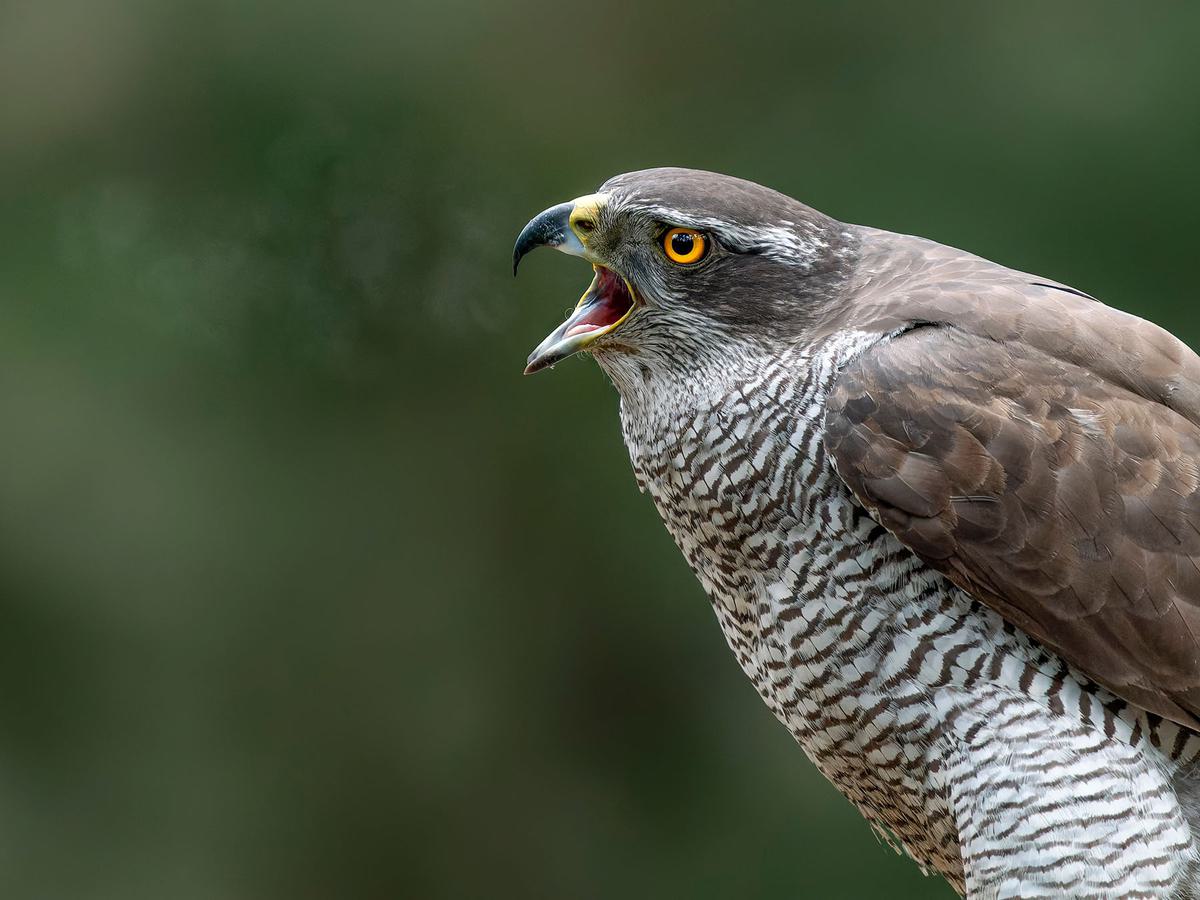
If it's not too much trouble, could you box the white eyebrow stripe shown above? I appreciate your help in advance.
[631,203,828,270]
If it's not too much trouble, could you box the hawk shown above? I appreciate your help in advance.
[513,168,1200,898]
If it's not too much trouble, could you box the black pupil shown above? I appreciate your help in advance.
[670,231,695,257]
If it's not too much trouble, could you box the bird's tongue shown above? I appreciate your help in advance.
[564,267,634,337]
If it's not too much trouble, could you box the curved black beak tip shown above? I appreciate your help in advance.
[512,201,573,276]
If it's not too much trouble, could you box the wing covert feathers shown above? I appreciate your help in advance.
[824,279,1200,729]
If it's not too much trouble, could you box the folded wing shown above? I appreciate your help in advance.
[824,319,1200,728]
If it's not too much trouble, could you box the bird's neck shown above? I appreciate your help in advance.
[600,331,882,612]
[598,331,877,457]
[596,336,782,419]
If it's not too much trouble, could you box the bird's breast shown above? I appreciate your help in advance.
[616,357,838,626]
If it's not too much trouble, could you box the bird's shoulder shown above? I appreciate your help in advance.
[818,234,1200,729]
[821,225,1200,423]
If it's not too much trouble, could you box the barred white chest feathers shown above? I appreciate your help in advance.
[601,335,1200,899]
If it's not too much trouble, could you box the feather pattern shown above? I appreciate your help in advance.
[823,234,1200,732]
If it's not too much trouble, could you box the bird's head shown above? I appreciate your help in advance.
[513,168,857,382]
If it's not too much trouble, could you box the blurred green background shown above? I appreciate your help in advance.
[1,2,1197,897]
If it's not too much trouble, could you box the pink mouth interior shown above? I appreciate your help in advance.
[564,267,635,338]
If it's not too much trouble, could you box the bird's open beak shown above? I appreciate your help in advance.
[513,195,638,375]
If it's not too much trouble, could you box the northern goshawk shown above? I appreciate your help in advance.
[514,168,1200,898]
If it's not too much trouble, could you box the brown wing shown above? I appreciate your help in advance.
[823,323,1200,728]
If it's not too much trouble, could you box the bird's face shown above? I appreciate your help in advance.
[514,168,854,377]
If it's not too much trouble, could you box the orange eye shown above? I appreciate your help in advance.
[663,227,707,264]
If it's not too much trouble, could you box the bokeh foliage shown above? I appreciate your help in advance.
[0,2,1198,897]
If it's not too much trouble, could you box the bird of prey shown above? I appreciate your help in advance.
[513,168,1200,898]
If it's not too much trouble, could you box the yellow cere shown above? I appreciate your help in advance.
[568,194,608,239]
[663,227,707,264]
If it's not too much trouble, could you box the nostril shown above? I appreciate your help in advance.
[575,218,596,234]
